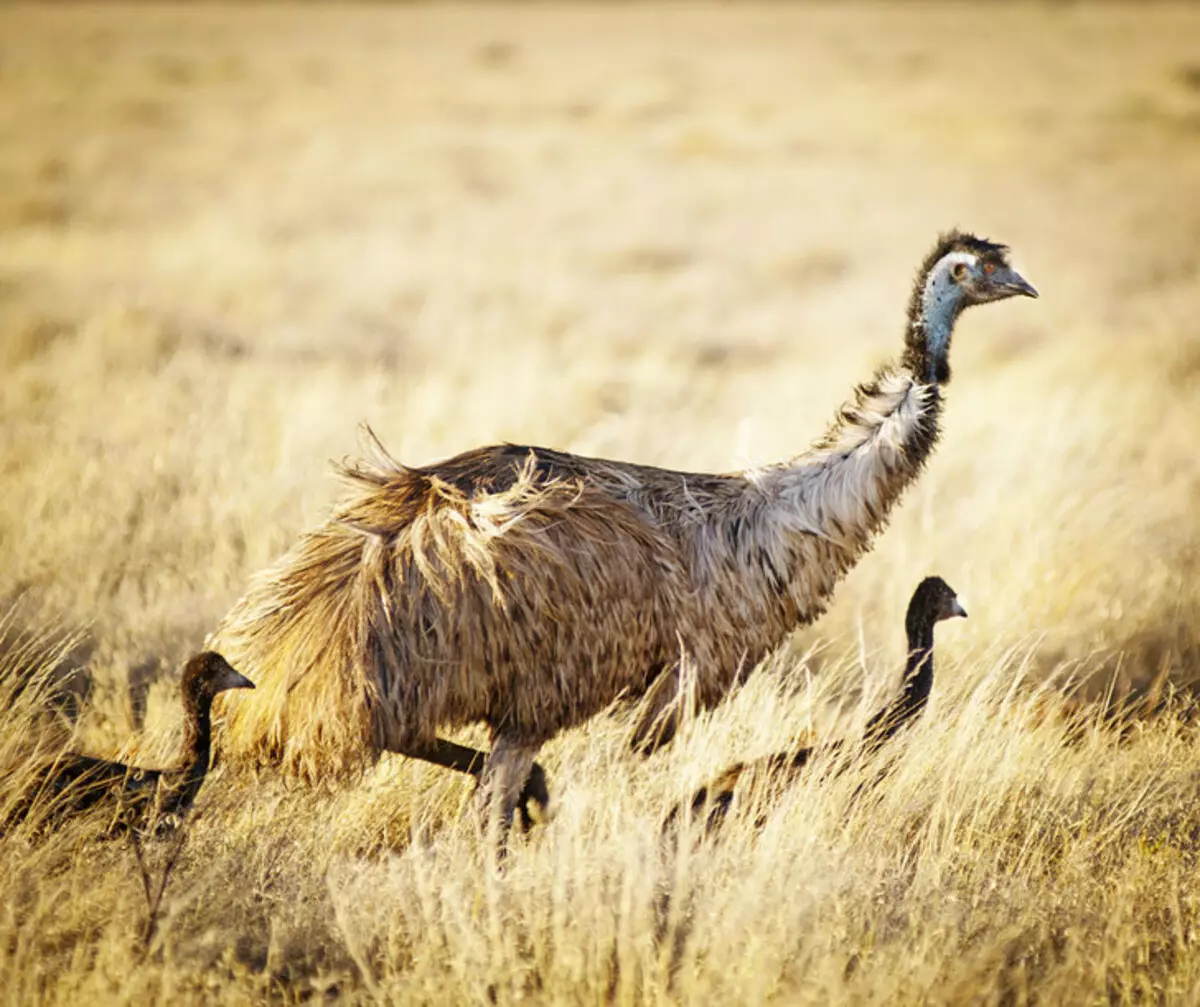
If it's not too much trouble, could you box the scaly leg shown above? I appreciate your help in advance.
[385,736,550,831]
[477,735,541,843]
[630,665,684,755]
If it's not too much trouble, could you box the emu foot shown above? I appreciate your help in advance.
[662,781,736,839]
[515,761,551,832]
[475,741,549,851]
[629,711,678,757]
[476,762,551,838]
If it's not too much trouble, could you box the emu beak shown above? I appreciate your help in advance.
[222,669,256,692]
[999,267,1038,299]
[951,598,968,619]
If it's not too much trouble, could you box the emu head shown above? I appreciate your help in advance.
[906,576,968,640]
[920,232,1038,315]
[908,231,1037,383]
[944,234,1037,306]
[182,651,256,703]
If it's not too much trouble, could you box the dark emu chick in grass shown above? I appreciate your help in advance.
[665,576,967,836]
[211,232,1032,838]
[17,653,254,835]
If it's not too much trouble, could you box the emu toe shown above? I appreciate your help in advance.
[516,762,551,832]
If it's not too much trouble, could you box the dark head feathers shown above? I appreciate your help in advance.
[181,651,255,703]
[916,230,1010,283]
[908,230,1011,324]
[906,575,966,638]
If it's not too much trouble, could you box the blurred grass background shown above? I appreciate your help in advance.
[1,3,1199,1003]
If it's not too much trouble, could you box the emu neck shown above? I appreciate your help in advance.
[864,609,936,747]
[736,358,943,636]
[899,612,937,716]
[903,258,967,384]
[179,690,215,785]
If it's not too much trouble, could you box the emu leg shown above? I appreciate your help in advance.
[664,746,820,838]
[661,763,745,838]
[477,736,540,842]
[410,738,487,775]
[389,737,550,831]
[630,665,684,755]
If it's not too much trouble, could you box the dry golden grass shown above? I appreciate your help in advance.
[2,2,1200,1003]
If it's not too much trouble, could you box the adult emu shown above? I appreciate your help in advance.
[211,231,1035,833]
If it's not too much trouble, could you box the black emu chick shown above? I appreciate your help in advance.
[21,652,254,834]
[666,577,966,834]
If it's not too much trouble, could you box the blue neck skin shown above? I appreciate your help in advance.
[915,258,968,384]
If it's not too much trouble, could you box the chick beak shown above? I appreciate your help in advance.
[223,669,256,692]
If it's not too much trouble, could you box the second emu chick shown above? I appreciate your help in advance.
[20,652,255,835]
[666,577,966,834]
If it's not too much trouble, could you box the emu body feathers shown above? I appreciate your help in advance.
[214,374,935,772]
[211,231,1034,829]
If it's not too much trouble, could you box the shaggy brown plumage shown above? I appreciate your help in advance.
[210,231,1035,832]
[663,576,967,835]
[14,653,254,834]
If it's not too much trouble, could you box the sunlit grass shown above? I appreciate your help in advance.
[1,2,1199,1003]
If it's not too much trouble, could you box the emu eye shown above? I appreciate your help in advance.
[983,261,996,275]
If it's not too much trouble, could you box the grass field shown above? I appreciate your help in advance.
[2,3,1200,1003]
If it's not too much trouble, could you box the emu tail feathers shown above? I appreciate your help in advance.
[208,442,573,783]
[210,519,381,783]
